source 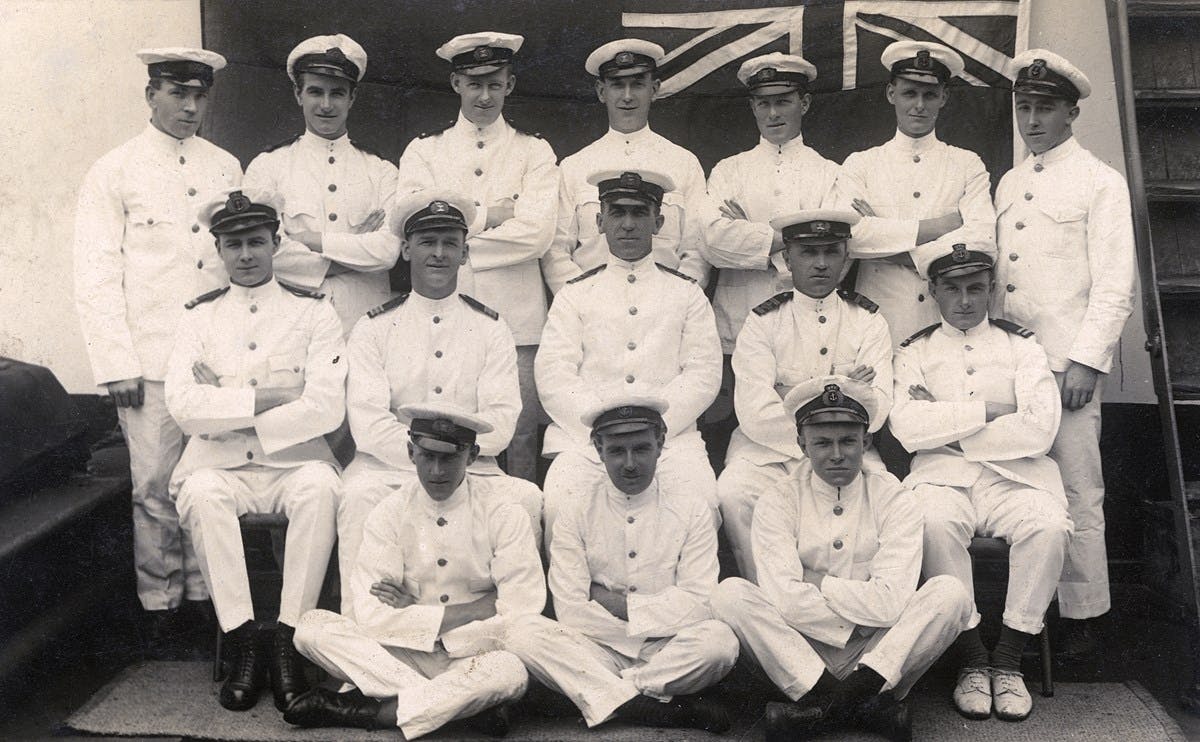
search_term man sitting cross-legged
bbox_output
[712,377,971,741]
[505,395,738,733]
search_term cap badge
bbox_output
[1029,59,1046,79]
[431,419,456,436]
[822,383,843,405]
[951,243,968,262]
[226,191,251,214]
[619,171,642,188]
[430,200,450,214]
[811,220,830,235]
[615,51,635,66]
[618,406,633,418]
[473,46,493,61]
[760,67,777,81]
[915,50,932,70]
[325,47,347,62]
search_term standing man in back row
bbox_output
[993,50,1136,653]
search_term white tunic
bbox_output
[73,124,242,385]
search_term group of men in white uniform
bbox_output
[72,22,1135,741]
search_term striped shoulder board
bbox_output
[899,323,941,348]
[278,281,326,300]
[655,263,697,283]
[460,294,499,320]
[837,288,879,313]
[367,293,410,319]
[566,265,606,285]
[752,291,794,316]
[417,120,456,139]
[262,133,301,154]
[184,286,229,310]
[990,318,1035,338]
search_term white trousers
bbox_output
[504,614,739,728]
[175,461,338,632]
[294,609,528,740]
[117,380,205,609]
[712,575,970,701]
[1052,373,1109,618]
[336,463,543,617]
[914,469,1073,634]
[542,434,718,550]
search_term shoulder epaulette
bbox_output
[349,137,388,161]
[460,294,499,320]
[990,318,1035,338]
[566,265,606,285]
[752,291,794,316]
[278,281,326,300]
[655,263,697,283]
[417,120,456,139]
[837,288,879,313]
[367,293,410,318]
[505,118,544,139]
[184,286,229,310]
[899,323,941,348]
[262,133,302,154]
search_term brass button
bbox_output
[192,224,200,233]
[179,156,186,165]
[625,374,635,383]
[1015,222,1025,230]
[246,451,253,460]
[293,366,300,372]
[196,260,203,269]
[628,550,637,558]
[913,191,921,199]
[913,154,921,163]
[432,316,441,324]
[474,168,483,176]
[1006,284,1016,293]
[628,306,637,315]
[1024,192,1033,201]
[440,594,449,603]
[628,586,637,593]
[627,274,636,283]
[147,218,154,225]
[966,367,976,375]
[833,505,843,516]
[819,347,828,355]
[328,184,337,192]
[917,294,925,302]
[626,342,636,351]
[248,342,257,350]
[627,516,635,524]
[476,141,485,149]
[187,187,196,196]
[1009,253,1019,262]
[328,156,335,164]
[833,539,843,550]
[328,213,338,221]
[437,558,447,567]
[249,378,258,386]
[199,434,209,441]
[433,386,442,394]
[434,350,443,358]
[818,315,827,324]
[436,517,447,526]
[249,304,258,313]
[1034,163,1044,172]
[965,345,973,351]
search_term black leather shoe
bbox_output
[465,704,511,737]
[675,694,732,733]
[283,687,380,729]
[763,699,835,742]
[219,623,267,711]
[270,625,310,711]
[856,693,912,742]
[616,694,731,733]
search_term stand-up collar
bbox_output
[1031,135,1080,167]
[889,128,940,155]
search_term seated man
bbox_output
[712,378,971,741]
[338,189,542,618]
[285,403,545,738]
[164,188,346,712]
[506,396,737,733]
[889,243,1072,722]
[719,210,892,582]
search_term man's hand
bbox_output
[851,198,877,218]
[719,199,750,221]
[486,199,515,230]
[908,384,936,402]
[916,211,963,244]
[291,231,324,253]
[589,582,629,621]
[192,361,220,387]
[106,377,144,408]
[847,364,876,384]
[1060,361,1100,411]
[984,401,1018,421]
[371,579,416,609]
[352,209,386,234]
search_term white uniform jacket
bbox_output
[74,124,242,386]
[544,127,710,293]
[347,292,519,474]
[752,462,922,648]
[832,131,996,346]
[729,289,893,466]
[164,279,346,488]
[703,136,841,352]
[890,319,1063,497]
[243,132,400,330]
[549,477,719,659]
[992,137,1136,374]
[397,115,559,345]
[535,255,721,455]
[351,476,545,657]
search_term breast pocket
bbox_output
[268,351,306,386]
[1035,203,1087,261]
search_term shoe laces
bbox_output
[991,669,1028,697]
[235,642,260,680]
[956,667,991,695]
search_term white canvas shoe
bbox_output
[991,669,1033,721]
[953,667,993,720]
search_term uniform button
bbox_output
[1006,284,1016,293]
[627,274,636,283]
[474,200,481,207]
[192,224,200,233]
[1024,192,1033,201]
[436,517,447,526]
[917,293,925,302]
[437,558,447,567]
[249,378,258,386]
[818,315,827,324]
[476,141,485,149]
[627,516,635,524]
[248,342,257,350]
[196,260,204,269]
[440,594,449,603]
[432,316,441,324]
[434,350,443,358]
[328,213,338,221]
[1015,222,1025,230]
[249,304,258,313]
[833,539,843,550]
[913,154,921,163]
[179,156,186,165]
[187,187,196,196]
[1009,253,1019,262]
[293,366,300,372]
[474,168,483,176]
[625,374,635,383]
[966,367,976,375]
[819,347,828,355]
[328,184,337,192]
[199,434,209,441]
[628,551,637,558]
[626,342,636,351]
[913,191,921,199]
[628,306,637,315]
[833,505,844,516]
[328,156,336,164]
[246,451,254,460]
[965,344,973,351]
[628,586,637,593]
[433,386,442,394]
[1034,163,1044,172]
[147,218,154,225]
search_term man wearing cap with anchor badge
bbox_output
[993,49,1136,655]
[831,40,996,348]
[889,242,1073,722]
[73,46,241,652]
[337,190,543,621]
[718,210,893,583]
[712,377,970,742]
[244,34,399,336]
[397,31,558,485]
[536,168,721,545]
[542,39,710,293]
[505,395,738,734]
[164,187,346,713]
[285,402,544,739]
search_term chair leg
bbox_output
[212,623,224,683]
[1040,626,1054,697]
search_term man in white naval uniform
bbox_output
[542,39,709,293]
[73,47,240,646]
[165,189,345,712]
[536,169,721,545]
[832,41,996,348]
[718,211,893,582]
[285,403,544,739]
[993,49,1136,651]
[243,34,400,335]
[890,244,1072,722]
[506,396,737,733]
[337,190,542,619]
[712,379,970,742]
[397,31,558,483]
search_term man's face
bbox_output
[146,81,209,140]
[799,421,869,488]
[1014,92,1078,155]
[783,240,849,299]
[452,67,515,127]
[593,426,664,495]
[930,268,994,331]
[294,72,356,140]
[216,225,278,287]
[596,72,658,134]
[750,90,810,146]
[886,78,947,138]
[408,440,477,501]
[597,196,662,262]
[403,227,467,298]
